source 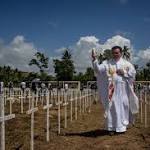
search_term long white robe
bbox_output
[93,57,138,132]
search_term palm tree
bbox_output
[122,46,131,60]
[98,53,104,64]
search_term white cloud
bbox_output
[0,35,38,72]
[1,34,149,75]
[71,36,101,73]
[104,35,130,48]
[77,36,99,46]
[70,35,132,73]
[55,47,67,54]
[133,48,150,66]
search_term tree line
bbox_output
[0,47,149,85]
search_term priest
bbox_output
[92,46,139,135]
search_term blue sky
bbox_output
[0,0,150,73]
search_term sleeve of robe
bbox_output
[123,62,139,114]
[92,59,106,75]
[92,59,108,109]
[123,62,136,80]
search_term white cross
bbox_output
[0,82,15,150]
[26,92,38,150]
[74,90,78,120]
[88,89,92,113]
[27,89,32,110]
[144,89,147,128]
[19,89,26,113]
[43,89,53,142]
[62,90,69,128]
[35,89,40,106]
[40,89,45,105]
[70,89,75,122]
[6,89,15,114]
[79,90,82,114]
[55,89,62,134]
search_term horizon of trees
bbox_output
[0,47,149,86]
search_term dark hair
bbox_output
[111,46,122,53]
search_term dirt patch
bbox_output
[3,101,150,150]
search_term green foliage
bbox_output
[74,67,95,84]
[97,49,112,64]
[103,49,112,60]
[53,49,75,81]
[98,53,104,64]
[29,52,49,73]
[0,46,149,85]
[0,66,28,85]
[122,46,131,60]
[136,61,150,81]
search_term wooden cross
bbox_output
[43,89,53,142]
[35,89,39,106]
[19,89,26,113]
[74,89,78,120]
[26,92,38,150]
[27,89,32,110]
[88,89,92,113]
[6,88,15,114]
[140,90,143,123]
[79,90,82,114]
[70,89,74,122]
[0,82,15,150]
[82,90,85,113]
[55,89,62,134]
[62,89,68,128]
[144,88,147,128]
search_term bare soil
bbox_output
[3,101,150,150]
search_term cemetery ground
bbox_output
[3,99,150,150]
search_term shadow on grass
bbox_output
[64,129,109,138]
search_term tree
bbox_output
[98,53,104,64]
[146,61,150,69]
[144,61,150,80]
[122,46,131,60]
[53,49,75,81]
[29,52,49,74]
[84,67,95,81]
[103,49,112,60]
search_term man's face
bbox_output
[112,48,122,60]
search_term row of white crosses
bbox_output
[1,83,95,150]
[43,89,53,142]
[135,81,150,128]
[52,87,94,134]
[63,89,68,128]
[26,91,38,150]
[0,82,15,150]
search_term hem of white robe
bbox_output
[106,126,127,132]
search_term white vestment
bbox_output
[93,57,139,132]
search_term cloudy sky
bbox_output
[0,0,150,74]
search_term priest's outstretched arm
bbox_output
[91,49,105,75]
[92,59,106,75]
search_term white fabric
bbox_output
[92,57,139,132]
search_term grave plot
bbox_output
[134,81,150,128]
[1,85,95,150]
